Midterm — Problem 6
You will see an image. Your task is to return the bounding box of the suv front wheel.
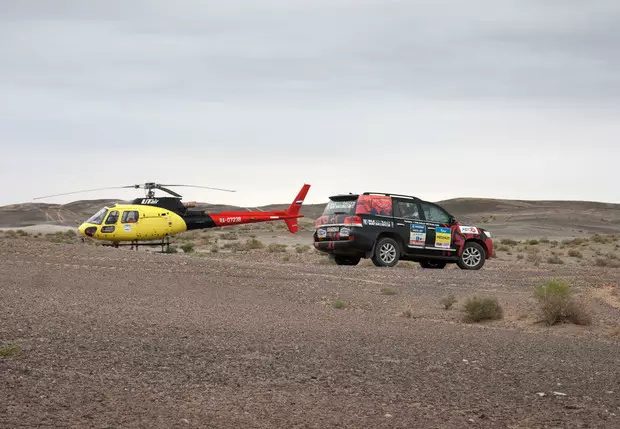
[457,242,486,270]
[372,237,400,267]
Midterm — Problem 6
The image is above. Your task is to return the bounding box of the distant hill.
[1,197,619,239]
[436,198,620,238]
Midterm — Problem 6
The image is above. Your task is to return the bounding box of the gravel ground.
[1,238,620,428]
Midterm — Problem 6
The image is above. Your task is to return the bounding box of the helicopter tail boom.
[210,184,311,232]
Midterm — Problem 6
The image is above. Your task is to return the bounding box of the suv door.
[392,199,425,255]
[419,201,456,257]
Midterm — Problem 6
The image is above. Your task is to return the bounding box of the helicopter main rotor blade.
[156,186,183,198]
[159,184,236,193]
[33,185,136,200]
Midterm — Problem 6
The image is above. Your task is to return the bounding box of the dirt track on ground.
[1,239,620,428]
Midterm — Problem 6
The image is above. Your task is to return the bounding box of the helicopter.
[34,182,311,251]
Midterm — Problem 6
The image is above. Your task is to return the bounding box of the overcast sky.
[1,0,618,208]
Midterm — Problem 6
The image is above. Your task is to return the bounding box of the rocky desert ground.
[1,222,620,428]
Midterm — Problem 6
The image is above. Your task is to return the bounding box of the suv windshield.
[322,199,357,215]
[86,208,107,225]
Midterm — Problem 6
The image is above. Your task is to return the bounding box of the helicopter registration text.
[219,216,242,224]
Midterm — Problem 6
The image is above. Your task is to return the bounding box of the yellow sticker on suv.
[435,227,451,248]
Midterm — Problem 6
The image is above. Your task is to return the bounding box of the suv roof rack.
[362,192,420,200]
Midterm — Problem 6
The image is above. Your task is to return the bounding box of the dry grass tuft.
[440,294,457,310]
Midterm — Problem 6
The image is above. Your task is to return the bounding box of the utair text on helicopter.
[34,182,311,251]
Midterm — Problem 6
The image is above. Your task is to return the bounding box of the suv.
[313,192,493,270]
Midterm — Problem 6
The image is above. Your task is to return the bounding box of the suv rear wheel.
[457,242,486,270]
[334,255,361,266]
[371,237,399,267]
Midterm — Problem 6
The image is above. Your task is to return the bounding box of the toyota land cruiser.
[313,192,493,270]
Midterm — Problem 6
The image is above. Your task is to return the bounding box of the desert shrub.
[331,299,345,309]
[567,249,583,258]
[222,242,248,252]
[591,234,608,244]
[533,279,592,326]
[526,239,539,245]
[268,243,287,253]
[181,242,195,253]
[220,231,238,241]
[517,254,524,260]
[500,238,519,246]
[245,238,265,249]
[400,306,414,318]
[463,296,503,322]
[526,249,542,266]
[596,258,620,268]
[540,237,550,244]
[0,343,20,357]
[381,287,397,296]
[165,245,178,253]
[295,244,311,254]
[440,294,457,310]
[562,238,588,247]
[210,245,219,253]
[497,245,510,252]
[546,255,564,265]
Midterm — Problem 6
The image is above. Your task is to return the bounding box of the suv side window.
[395,201,420,219]
[421,202,451,223]
[105,210,119,224]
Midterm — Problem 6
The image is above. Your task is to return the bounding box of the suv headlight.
[484,230,492,238]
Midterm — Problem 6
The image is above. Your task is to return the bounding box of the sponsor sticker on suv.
[362,219,394,228]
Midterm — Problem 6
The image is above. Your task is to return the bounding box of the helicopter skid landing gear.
[161,236,170,253]
[102,237,171,253]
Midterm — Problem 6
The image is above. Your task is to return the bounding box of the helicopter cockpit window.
[105,210,119,225]
[86,208,107,225]
[121,210,139,223]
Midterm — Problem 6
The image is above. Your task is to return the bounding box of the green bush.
[0,343,20,357]
[567,249,583,258]
[331,299,345,309]
[181,242,195,253]
[463,296,503,322]
[534,279,591,326]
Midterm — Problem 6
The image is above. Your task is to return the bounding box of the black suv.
[313,192,493,270]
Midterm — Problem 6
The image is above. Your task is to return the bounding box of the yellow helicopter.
[34,182,311,251]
